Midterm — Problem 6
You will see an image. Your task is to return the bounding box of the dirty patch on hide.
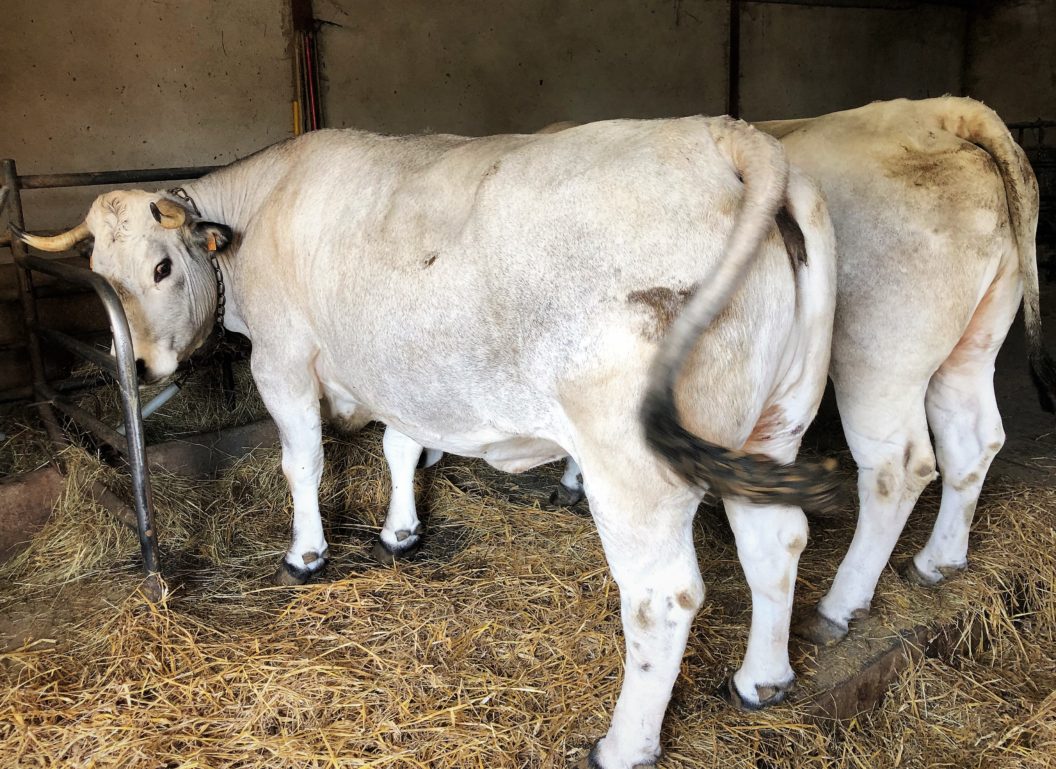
[627,285,695,342]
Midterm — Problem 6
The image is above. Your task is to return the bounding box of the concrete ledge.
[145,419,278,477]
[798,610,985,720]
[0,466,63,561]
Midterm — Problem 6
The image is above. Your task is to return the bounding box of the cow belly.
[385,418,566,473]
[478,437,567,473]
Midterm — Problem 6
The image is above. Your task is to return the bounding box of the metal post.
[15,254,162,581]
[3,159,64,445]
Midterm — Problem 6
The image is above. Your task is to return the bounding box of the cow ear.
[192,222,234,253]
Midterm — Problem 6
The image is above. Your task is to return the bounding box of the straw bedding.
[0,372,1054,768]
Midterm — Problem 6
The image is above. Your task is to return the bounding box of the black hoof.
[273,560,314,586]
[371,526,423,565]
[549,482,585,508]
[901,559,937,587]
[794,609,849,647]
[937,563,967,581]
[902,558,965,587]
[722,675,794,711]
[573,743,604,769]
[272,550,328,586]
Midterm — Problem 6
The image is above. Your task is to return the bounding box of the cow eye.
[154,258,172,283]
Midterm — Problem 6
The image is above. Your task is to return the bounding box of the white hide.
[72,117,837,769]
[757,96,1043,637]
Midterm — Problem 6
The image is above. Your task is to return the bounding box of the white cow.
[381,96,1054,711]
[758,97,1053,645]
[17,116,838,768]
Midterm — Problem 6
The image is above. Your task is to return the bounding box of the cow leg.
[253,361,328,586]
[373,426,426,564]
[549,456,585,507]
[724,500,807,707]
[725,381,819,706]
[910,273,1018,584]
[802,394,936,644]
[908,366,1003,584]
[420,447,444,469]
[578,459,703,769]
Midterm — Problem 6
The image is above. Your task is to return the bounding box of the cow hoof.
[549,482,585,508]
[371,526,423,565]
[794,610,848,647]
[272,557,316,583]
[902,559,965,587]
[573,743,603,769]
[722,676,794,711]
[573,741,656,769]
[937,563,967,580]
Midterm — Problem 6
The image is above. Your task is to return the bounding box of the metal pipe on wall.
[18,166,220,190]
[291,0,322,132]
[728,0,741,119]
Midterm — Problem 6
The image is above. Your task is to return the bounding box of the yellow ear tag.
[206,232,218,252]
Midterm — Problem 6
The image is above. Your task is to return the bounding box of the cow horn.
[11,221,92,252]
[151,198,187,229]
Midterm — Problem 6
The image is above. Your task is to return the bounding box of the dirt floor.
[0,286,1053,768]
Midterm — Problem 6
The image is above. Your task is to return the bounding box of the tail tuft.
[641,386,844,514]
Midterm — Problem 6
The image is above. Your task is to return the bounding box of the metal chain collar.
[167,186,200,216]
[167,187,225,340]
[210,251,227,341]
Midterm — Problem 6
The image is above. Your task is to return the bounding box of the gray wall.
[738,3,968,121]
[0,0,293,232]
[966,0,1056,126]
[316,0,730,136]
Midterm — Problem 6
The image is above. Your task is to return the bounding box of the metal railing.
[2,158,218,597]
[1009,120,1056,149]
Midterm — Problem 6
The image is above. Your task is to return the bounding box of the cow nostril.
[135,358,147,381]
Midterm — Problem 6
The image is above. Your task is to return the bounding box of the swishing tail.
[941,97,1055,411]
[640,117,840,513]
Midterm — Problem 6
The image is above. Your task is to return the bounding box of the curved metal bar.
[17,252,160,576]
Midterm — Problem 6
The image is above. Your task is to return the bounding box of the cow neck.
[175,150,290,339]
[163,185,228,340]
[182,146,289,238]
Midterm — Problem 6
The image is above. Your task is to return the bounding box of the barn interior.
[1,1,1055,767]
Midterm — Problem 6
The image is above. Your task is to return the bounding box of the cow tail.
[940,97,1056,412]
[640,117,841,513]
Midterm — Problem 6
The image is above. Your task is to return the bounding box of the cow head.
[18,191,233,383]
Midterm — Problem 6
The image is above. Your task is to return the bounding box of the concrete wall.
[738,3,967,121]
[966,0,1056,127]
[316,1,975,132]
[0,0,293,233]
[316,0,730,136]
